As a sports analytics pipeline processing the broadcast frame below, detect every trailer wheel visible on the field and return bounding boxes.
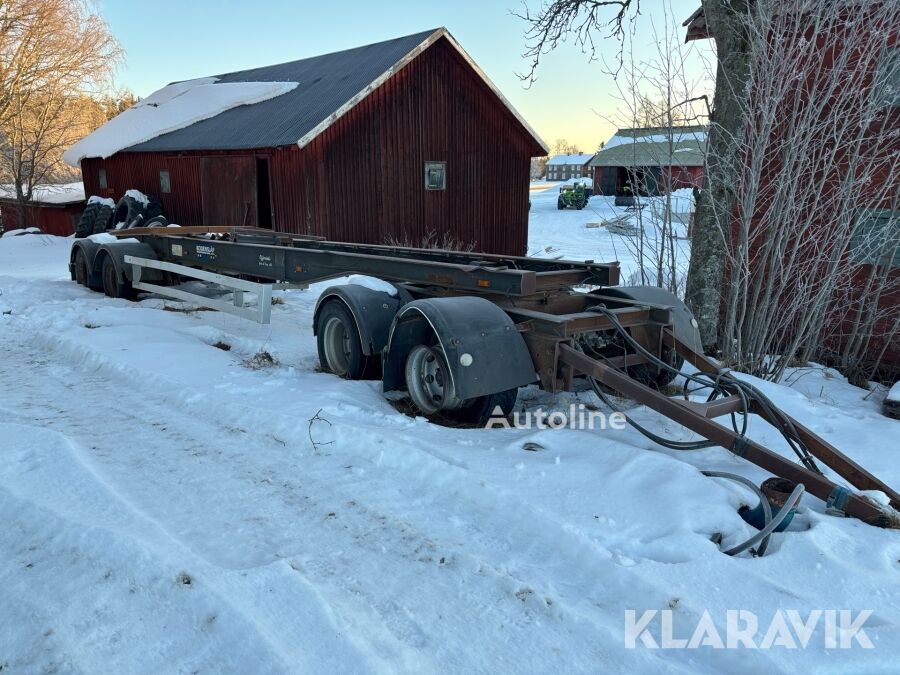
[73,247,89,286]
[404,343,518,426]
[316,301,371,379]
[101,255,135,300]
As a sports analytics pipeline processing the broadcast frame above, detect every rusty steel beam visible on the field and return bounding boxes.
[663,329,900,509]
[558,343,898,528]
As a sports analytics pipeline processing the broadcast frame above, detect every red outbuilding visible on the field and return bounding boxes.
[0,183,85,237]
[65,29,548,256]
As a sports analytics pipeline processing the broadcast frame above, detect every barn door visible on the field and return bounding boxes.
[201,157,257,227]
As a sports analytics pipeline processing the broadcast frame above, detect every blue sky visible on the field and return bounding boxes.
[100,0,711,153]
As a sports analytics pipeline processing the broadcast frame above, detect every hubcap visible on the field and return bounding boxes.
[406,345,463,415]
[322,316,352,376]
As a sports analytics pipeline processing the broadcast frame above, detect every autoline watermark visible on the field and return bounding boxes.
[624,609,874,650]
[485,403,628,431]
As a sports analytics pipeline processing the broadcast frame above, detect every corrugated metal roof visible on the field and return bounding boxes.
[125,30,438,153]
[590,126,706,167]
[546,153,595,165]
[121,28,547,155]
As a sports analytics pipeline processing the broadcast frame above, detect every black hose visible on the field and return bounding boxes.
[585,306,821,472]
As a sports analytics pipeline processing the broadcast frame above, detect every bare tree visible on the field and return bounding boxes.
[520,0,754,349]
[552,138,582,154]
[0,0,122,225]
[598,4,712,295]
[716,0,900,383]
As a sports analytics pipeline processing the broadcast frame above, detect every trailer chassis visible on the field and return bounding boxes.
[69,226,900,530]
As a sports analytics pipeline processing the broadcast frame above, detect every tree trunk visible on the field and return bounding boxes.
[684,0,754,350]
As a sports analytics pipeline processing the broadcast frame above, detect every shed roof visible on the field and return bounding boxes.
[546,153,595,166]
[0,182,85,206]
[73,28,547,159]
[590,126,707,168]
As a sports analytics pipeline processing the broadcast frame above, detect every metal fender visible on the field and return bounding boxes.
[313,283,405,356]
[601,285,702,353]
[382,296,537,399]
[96,241,165,284]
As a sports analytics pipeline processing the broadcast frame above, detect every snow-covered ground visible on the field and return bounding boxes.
[1,197,899,673]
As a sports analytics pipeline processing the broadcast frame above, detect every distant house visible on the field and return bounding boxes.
[0,182,85,236]
[589,126,706,197]
[64,28,547,256]
[545,154,594,181]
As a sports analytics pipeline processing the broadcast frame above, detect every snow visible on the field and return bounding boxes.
[87,195,116,208]
[546,153,596,165]
[1,215,899,671]
[86,233,139,244]
[889,381,900,403]
[125,188,149,206]
[347,274,398,296]
[0,181,84,205]
[63,80,299,165]
[1,227,41,238]
[604,129,707,149]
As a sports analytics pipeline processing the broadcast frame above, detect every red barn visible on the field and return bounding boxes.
[0,183,85,236]
[685,5,900,375]
[65,29,547,256]
[589,126,706,197]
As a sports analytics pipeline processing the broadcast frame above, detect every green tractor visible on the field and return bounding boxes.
[557,181,588,210]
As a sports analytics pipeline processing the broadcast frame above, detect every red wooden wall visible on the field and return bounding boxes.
[0,200,84,236]
[81,36,541,255]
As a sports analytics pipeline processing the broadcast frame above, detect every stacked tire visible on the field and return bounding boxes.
[75,191,165,238]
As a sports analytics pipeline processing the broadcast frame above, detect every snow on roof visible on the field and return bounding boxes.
[0,182,85,205]
[62,80,299,165]
[63,29,547,162]
[603,126,707,150]
[546,153,595,166]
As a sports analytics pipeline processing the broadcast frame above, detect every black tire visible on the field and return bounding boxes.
[75,203,99,238]
[316,300,373,380]
[445,387,519,427]
[101,255,135,300]
[113,194,148,229]
[145,196,164,222]
[143,215,168,228]
[92,205,113,234]
[73,247,89,286]
[557,198,565,210]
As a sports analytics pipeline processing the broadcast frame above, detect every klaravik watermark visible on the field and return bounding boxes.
[624,609,874,650]
[484,403,628,430]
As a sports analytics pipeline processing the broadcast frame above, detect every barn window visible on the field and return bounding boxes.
[876,47,899,107]
[160,170,171,193]
[98,169,107,189]
[424,162,446,190]
[851,210,899,267]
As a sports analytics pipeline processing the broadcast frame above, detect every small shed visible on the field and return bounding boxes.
[64,28,547,255]
[0,183,85,236]
[545,154,595,181]
[590,126,706,197]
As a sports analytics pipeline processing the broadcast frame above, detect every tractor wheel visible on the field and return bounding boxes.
[91,205,113,234]
[557,197,565,210]
[75,203,99,238]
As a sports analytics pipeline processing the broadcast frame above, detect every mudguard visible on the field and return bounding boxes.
[314,283,405,356]
[96,240,165,284]
[600,285,702,353]
[382,296,537,399]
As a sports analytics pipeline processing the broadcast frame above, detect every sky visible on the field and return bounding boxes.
[99,0,713,154]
